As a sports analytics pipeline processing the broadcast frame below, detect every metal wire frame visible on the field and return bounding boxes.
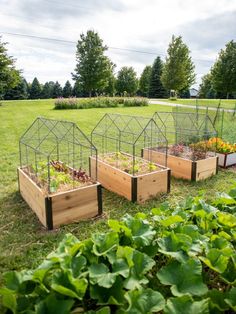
[19,117,98,194]
[152,111,218,160]
[91,113,168,175]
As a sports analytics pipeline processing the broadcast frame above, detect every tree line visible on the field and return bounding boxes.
[0,31,236,100]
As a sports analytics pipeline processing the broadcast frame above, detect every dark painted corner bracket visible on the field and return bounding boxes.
[131,177,138,203]
[97,184,103,215]
[167,169,171,193]
[191,161,197,181]
[45,197,53,230]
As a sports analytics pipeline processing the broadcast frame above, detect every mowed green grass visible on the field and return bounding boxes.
[0,99,236,285]
[155,98,236,109]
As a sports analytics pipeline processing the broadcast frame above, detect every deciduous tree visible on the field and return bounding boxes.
[73,30,115,97]
[116,66,138,96]
[0,37,20,99]
[161,35,195,97]
[211,40,236,99]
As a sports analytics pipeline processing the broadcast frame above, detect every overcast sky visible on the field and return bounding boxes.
[0,0,236,88]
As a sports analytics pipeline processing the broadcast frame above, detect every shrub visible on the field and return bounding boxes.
[1,186,236,313]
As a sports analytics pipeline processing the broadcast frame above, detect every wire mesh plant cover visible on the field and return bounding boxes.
[19,117,97,194]
[152,110,217,161]
[91,113,168,175]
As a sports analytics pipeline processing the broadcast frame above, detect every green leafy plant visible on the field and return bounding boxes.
[1,185,236,313]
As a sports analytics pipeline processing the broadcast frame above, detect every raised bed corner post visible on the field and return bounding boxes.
[47,155,51,194]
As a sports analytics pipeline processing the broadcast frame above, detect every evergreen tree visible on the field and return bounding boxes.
[211,40,236,99]
[62,80,72,98]
[0,37,20,99]
[116,67,138,96]
[139,65,152,97]
[29,77,41,99]
[41,81,54,99]
[52,81,62,98]
[73,30,115,97]
[4,77,28,100]
[149,58,167,98]
[161,35,195,97]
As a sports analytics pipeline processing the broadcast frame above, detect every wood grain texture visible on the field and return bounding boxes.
[196,157,217,181]
[90,156,132,200]
[18,168,46,226]
[51,184,99,228]
[137,169,168,203]
[143,149,192,180]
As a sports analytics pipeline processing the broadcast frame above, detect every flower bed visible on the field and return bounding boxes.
[90,152,170,203]
[206,138,236,168]
[54,97,148,109]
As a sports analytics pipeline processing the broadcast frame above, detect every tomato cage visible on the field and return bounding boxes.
[19,117,98,195]
[145,110,218,181]
[90,113,170,203]
[152,111,218,160]
[91,113,168,174]
[18,117,102,229]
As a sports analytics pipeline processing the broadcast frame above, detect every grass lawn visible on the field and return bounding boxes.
[155,98,236,110]
[0,99,236,285]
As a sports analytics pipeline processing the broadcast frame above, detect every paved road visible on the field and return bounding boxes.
[149,99,235,113]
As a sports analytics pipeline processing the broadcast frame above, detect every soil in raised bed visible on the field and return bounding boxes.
[151,145,214,161]
[23,160,94,195]
[99,152,162,175]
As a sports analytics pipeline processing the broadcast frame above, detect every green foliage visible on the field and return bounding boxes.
[73,30,115,97]
[63,81,73,98]
[0,37,20,99]
[211,40,236,98]
[161,35,196,95]
[3,77,28,100]
[199,73,216,99]
[29,77,42,99]
[54,97,148,109]
[1,185,236,313]
[52,81,63,98]
[139,65,152,97]
[149,57,167,98]
[116,67,138,96]
[41,81,55,99]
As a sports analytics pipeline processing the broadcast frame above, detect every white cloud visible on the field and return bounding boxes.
[0,0,236,87]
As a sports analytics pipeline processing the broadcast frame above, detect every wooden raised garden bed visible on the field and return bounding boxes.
[89,152,170,203]
[216,152,236,168]
[141,149,218,181]
[18,167,102,230]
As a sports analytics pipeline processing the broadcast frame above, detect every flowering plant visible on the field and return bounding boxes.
[207,138,236,154]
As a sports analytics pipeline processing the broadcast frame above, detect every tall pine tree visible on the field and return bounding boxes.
[41,81,55,99]
[29,77,41,99]
[4,77,28,100]
[149,57,166,98]
[52,81,62,98]
[139,65,152,97]
[62,80,72,98]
